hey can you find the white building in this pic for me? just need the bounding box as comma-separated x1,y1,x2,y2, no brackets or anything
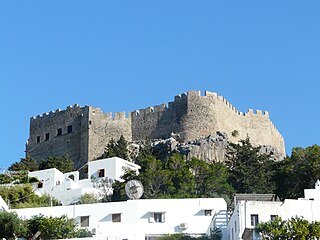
0,195,8,211
29,157,141,205
12,198,228,240
228,181,320,240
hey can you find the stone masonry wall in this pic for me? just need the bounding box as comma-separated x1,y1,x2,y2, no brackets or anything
26,90,286,165
87,107,132,161
130,94,187,141
181,91,285,155
130,90,285,157
27,104,89,168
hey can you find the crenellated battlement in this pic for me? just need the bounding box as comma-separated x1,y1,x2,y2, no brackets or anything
31,104,81,121
27,90,286,164
96,110,130,120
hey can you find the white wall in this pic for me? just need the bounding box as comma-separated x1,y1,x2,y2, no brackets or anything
88,157,140,182
13,198,227,240
0,196,8,211
28,157,141,205
29,168,65,195
228,190,320,240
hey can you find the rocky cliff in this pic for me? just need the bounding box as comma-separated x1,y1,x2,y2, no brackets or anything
128,132,283,163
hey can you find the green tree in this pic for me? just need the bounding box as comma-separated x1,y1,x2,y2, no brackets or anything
226,137,276,194
188,157,234,198
26,214,79,239
165,154,195,198
276,145,320,200
136,138,153,161
77,193,100,204
14,194,60,208
96,177,114,202
102,138,117,158
0,184,59,209
111,169,138,201
99,135,129,159
159,234,186,240
116,135,129,159
257,216,320,240
0,174,11,184
9,156,38,171
0,211,27,240
39,155,74,173
159,234,215,240
137,156,171,198
0,170,30,185
0,184,35,208
76,228,93,238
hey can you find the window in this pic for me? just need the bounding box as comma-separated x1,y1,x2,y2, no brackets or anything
45,133,50,141
204,210,212,216
149,212,165,223
80,216,89,227
271,215,278,221
251,214,259,226
67,125,73,133
112,213,121,222
37,182,43,188
235,220,237,232
57,128,62,136
37,136,41,143
154,213,164,222
68,175,75,180
98,169,105,178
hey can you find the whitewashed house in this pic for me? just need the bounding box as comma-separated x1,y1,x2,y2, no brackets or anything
29,157,141,205
0,196,8,211
12,197,228,240
228,181,320,240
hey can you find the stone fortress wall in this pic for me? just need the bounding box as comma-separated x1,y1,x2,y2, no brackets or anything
27,105,86,168
26,90,285,167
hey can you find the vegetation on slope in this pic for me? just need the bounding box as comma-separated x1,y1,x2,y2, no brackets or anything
0,211,92,240
256,216,320,239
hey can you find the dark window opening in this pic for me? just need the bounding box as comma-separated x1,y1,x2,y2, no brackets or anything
271,215,278,221
112,213,121,222
204,210,212,216
154,213,164,223
67,125,73,133
68,175,75,180
57,128,62,136
80,216,89,227
38,182,43,188
89,120,92,125
37,136,40,143
98,169,105,178
45,133,50,141
251,214,259,226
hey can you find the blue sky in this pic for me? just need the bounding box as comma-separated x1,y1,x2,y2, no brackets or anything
1,1,319,169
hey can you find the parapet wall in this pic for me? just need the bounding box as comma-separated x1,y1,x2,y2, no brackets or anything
130,90,285,157
26,90,286,163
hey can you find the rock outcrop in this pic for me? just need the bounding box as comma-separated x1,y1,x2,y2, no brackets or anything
128,132,283,163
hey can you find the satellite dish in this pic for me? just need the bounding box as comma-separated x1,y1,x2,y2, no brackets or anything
125,180,144,200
